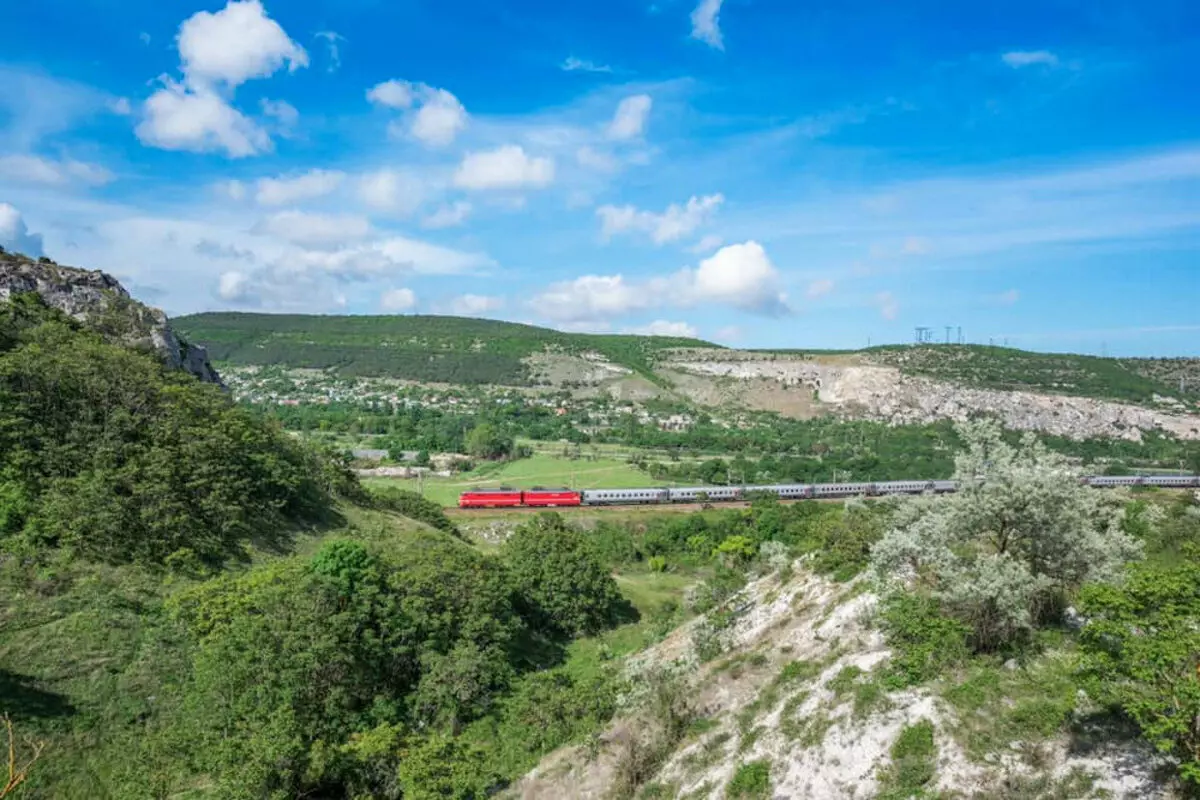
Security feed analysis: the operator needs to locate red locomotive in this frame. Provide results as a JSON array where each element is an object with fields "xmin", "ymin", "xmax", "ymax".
[{"xmin": 457, "ymin": 487, "xmax": 582, "ymax": 509}]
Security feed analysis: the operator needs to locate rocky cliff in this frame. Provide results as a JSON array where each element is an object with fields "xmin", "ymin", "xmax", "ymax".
[{"xmin": 0, "ymin": 250, "xmax": 222, "ymax": 386}]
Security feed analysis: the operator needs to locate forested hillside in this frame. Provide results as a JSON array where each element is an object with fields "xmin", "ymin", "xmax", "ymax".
[{"xmin": 174, "ymin": 312, "xmax": 717, "ymax": 385}]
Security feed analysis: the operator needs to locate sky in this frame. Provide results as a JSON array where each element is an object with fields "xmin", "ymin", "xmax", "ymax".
[{"xmin": 0, "ymin": 0, "xmax": 1197, "ymax": 355}]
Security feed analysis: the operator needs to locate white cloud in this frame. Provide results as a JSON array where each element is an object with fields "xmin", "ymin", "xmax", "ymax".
[
  {"xmin": 139, "ymin": 31, "xmax": 152, "ymax": 46},
  {"xmin": 315, "ymin": 30, "xmax": 345, "ymax": 72},
  {"xmin": 715, "ymin": 325, "xmax": 741, "ymax": 343},
  {"xmin": 410, "ymin": 89, "xmax": 468, "ymax": 147},
  {"xmin": 282, "ymin": 237, "xmax": 493, "ymax": 280},
  {"xmin": 110, "ymin": 97, "xmax": 133, "ymax": 115},
  {"xmin": 255, "ymin": 169, "xmax": 344, "ymax": 206},
  {"xmin": 0, "ymin": 154, "xmax": 114, "ymax": 186},
  {"xmin": 688, "ymin": 241, "xmax": 788, "ymax": 313},
  {"xmin": 597, "ymin": 194, "xmax": 724, "ymax": 245},
  {"xmin": 368, "ymin": 80, "xmax": 467, "ymax": 147},
  {"xmin": 445, "ymin": 294, "xmax": 504, "ymax": 316},
  {"xmin": 624, "ymin": 320, "xmax": 699, "ymax": 338},
  {"xmin": 380, "ymin": 287, "xmax": 417, "ymax": 312},
  {"xmin": 137, "ymin": 1, "xmax": 306, "ymax": 157},
  {"xmin": 217, "ymin": 269, "xmax": 253, "ymax": 301},
  {"xmin": 1002, "ymin": 50, "xmax": 1059, "ymax": 68},
  {"xmin": 608, "ymin": 94, "xmax": 652, "ymax": 140},
  {"xmin": 215, "ymin": 179, "xmax": 247, "ymax": 201},
  {"xmin": 806, "ymin": 278, "xmax": 835, "ymax": 299},
  {"xmin": 874, "ymin": 291, "xmax": 899, "ymax": 320},
  {"xmin": 357, "ymin": 169, "xmax": 426, "ymax": 216},
  {"xmin": 691, "ymin": 0, "xmax": 726, "ymax": 50},
  {"xmin": 260, "ymin": 98, "xmax": 298, "ymax": 130},
  {"xmin": 254, "ymin": 210, "xmax": 372, "ymax": 248},
  {"xmin": 576, "ymin": 146, "xmax": 619, "ymax": 172},
  {"xmin": 994, "ymin": 288, "xmax": 1020, "ymax": 305},
  {"xmin": 454, "ymin": 145, "xmax": 554, "ymax": 191},
  {"xmin": 535, "ymin": 274, "xmax": 658, "ymax": 322},
  {"xmin": 688, "ymin": 234, "xmax": 724, "ymax": 254},
  {"xmin": 0, "ymin": 203, "xmax": 45, "ymax": 257},
  {"xmin": 562, "ymin": 57, "xmax": 613, "ymax": 74},
  {"xmin": 138, "ymin": 80, "xmax": 271, "ymax": 157},
  {"xmin": 177, "ymin": 0, "xmax": 307, "ymax": 89},
  {"xmin": 422, "ymin": 202, "xmax": 472, "ymax": 229}
]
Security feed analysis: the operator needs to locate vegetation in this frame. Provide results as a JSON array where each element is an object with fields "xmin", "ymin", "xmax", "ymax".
[
  {"xmin": 876, "ymin": 720, "xmax": 937, "ymax": 799},
  {"xmin": 726, "ymin": 759, "xmax": 771, "ymax": 798},
  {"xmin": 174, "ymin": 312, "xmax": 715, "ymax": 386}
]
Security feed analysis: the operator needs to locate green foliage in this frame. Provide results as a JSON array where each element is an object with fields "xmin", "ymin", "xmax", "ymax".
[
  {"xmin": 174, "ymin": 311, "xmax": 714, "ymax": 386},
  {"xmin": 871, "ymin": 420, "xmax": 1140, "ymax": 651},
  {"xmin": 367, "ymin": 485, "xmax": 460, "ymax": 535},
  {"xmin": 726, "ymin": 759, "xmax": 771, "ymax": 799},
  {"xmin": 713, "ymin": 534, "xmax": 758, "ymax": 564},
  {"xmin": 879, "ymin": 594, "xmax": 970, "ymax": 688},
  {"xmin": 504, "ymin": 513, "xmax": 634, "ymax": 638},
  {"xmin": 1078, "ymin": 554, "xmax": 1200, "ymax": 787},
  {"xmin": 0, "ymin": 294, "xmax": 343, "ymax": 567},
  {"xmin": 465, "ymin": 422, "xmax": 513, "ymax": 460},
  {"xmin": 876, "ymin": 719, "xmax": 937, "ymax": 800}
]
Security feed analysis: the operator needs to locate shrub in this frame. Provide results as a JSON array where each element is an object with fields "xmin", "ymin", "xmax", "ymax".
[
  {"xmin": 879, "ymin": 594, "xmax": 970, "ymax": 688},
  {"xmin": 367, "ymin": 486, "xmax": 459, "ymax": 536},
  {"xmin": 877, "ymin": 720, "xmax": 937, "ymax": 800}
]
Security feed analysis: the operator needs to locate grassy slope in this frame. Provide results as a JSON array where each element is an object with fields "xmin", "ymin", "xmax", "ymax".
[
  {"xmin": 174, "ymin": 312, "xmax": 718, "ymax": 386},
  {"xmin": 363, "ymin": 453, "xmax": 673, "ymax": 506}
]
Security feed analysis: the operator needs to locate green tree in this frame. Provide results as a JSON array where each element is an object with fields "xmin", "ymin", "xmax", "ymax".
[
  {"xmin": 870, "ymin": 420, "xmax": 1140, "ymax": 650},
  {"xmin": 465, "ymin": 423, "xmax": 513, "ymax": 460},
  {"xmin": 503, "ymin": 513, "xmax": 632, "ymax": 637}
]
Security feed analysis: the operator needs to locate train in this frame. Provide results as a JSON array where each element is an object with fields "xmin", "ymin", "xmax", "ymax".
[{"xmin": 457, "ymin": 474, "xmax": 1200, "ymax": 509}]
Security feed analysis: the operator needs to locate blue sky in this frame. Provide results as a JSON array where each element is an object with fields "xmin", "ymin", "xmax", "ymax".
[{"xmin": 0, "ymin": 0, "xmax": 1197, "ymax": 355}]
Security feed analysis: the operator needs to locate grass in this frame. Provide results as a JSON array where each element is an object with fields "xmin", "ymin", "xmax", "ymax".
[
  {"xmin": 876, "ymin": 719, "xmax": 937, "ymax": 800},
  {"xmin": 364, "ymin": 453, "xmax": 672, "ymax": 506},
  {"xmin": 726, "ymin": 759, "xmax": 771, "ymax": 798}
]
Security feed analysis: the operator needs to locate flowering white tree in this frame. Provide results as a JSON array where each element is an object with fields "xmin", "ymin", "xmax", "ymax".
[{"xmin": 871, "ymin": 420, "xmax": 1141, "ymax": 649}]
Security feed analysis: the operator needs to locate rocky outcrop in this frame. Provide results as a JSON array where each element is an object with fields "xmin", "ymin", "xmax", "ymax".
[
  {"xmin": 670, "ymin": 356, "xmax": 1200, "ymax": 441},
  {"xmin": 0, "ymin": 251, "xmax": 223, "ymax": 386}
]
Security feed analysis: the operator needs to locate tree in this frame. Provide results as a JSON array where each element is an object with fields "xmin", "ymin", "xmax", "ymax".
[
  {"xmin": 870, "ymin": 420, "xmax": 1140, "ymax": 650},
  {"xmin": 465, "ymin": 423, "xmax": 512, "ymax": 460},
  {"xmin": 503, "ymin": 513, "xmax": 632, "ymax": 637}
]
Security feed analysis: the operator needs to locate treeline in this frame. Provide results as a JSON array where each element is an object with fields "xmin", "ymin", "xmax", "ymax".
[{"xmin": 174, "ymin": 312, "xmax": 714, "ymax": 385}]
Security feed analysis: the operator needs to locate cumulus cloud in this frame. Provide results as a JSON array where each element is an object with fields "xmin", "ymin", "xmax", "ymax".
[
  {"xmin": 608, "ymin": 94, "xmax": 652, "ymax": 140},
  {"xmin": 624, "ymin": 320, "xmax": 699, "ymax": 338},
  {"xmin": 454, "ymin": 145, "xmax": 554, "ymax": 191},
  {"xmin": 110, "ymin": 97, "xmax": 133, "ymax": 115},
  {"xmin": 293, "ymin": 236, "xmax": 493, "ymax": 278},
  {"xmin": 691, "ymin": 0, "xmax": 726, "ymax": 50},
  {"xmin": 177, "ymin": 0, "xmax": 307, "ymax": 87},
  {"xmin": 215, "ymin": 179, "xmax": 248, "ymax": 201},
  {"xmin": 1001, "ymin": 50, "xmax": 1059, "ymax": 68},
  {"xmin": 0, "ymin": 154, "xmax": 114, "ymax": 186},
  {"xmin": 255, "ymin": 169, "xmax": 344, "ymax": 206},
  {"xmin": 217, "ymin": 269, "xmax": 253, "ymax": 301},
  {"xmin": 715, "ymin": 325, "xmax": 742, "ymax": 343},
  {"xmin": 561, "ymin": 57, "xmax": 612, "ymax": 73},
  {"xmin": 253, "ymin": 210, "xmax": 372, "ymax": 248},
  {"xmin": 260, "ymin": 98, "xmax": 299, "ymax": 131},
  {"xmin": 357, "ymin": 169, "xmax": 426, "ymax": 216},
  {"xmin": 688, "ymin": 234, "xmax": 724, "ymax": 254},
  {"xmin": 367, "ymin": 79, "xmax": 468, "ymax": 147},
  {"xmin": 445, "ymin": 293, "xmax": 503, "ymax": 316},
  {"xmin": 687, "ymin": 241, "xmax": 788, "ymax": 314},
  {"xmin": 380, "ymin": 287, "xmax": 417, "ymax": 312},
  {"xmin": 422, "ymin": 201, "xmax": 472, "ymax": 229},
  {"xmin": 532, "ymin": 240, "xmax": 787, "ymax": 323},
  {"xmin": 576, "ymin": 146, "xmax": 619, "ymax": 173},
  {"xmin": 874, "ymin": 291, "xmax": 899, "ymax": 320},
  {"xmin": 597, "ymin": 193, "xmax": 724, "ymax": 245},
  {"xmin": 137, "ymin": 0, "xmax": 306, "ymax": 157},
  {"xmin": 806, "ymin": 278, "xmax": 835, "ymax": 299},
  {"xmin": 0, "ymin": 203, "xmax": 45, "ymax": 257}
]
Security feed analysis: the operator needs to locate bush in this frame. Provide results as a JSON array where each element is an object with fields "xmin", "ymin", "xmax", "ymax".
[
  {"xmin": 877, "ymin": 720, "xmax": 937, "ymax": 799},
  {"xmin": 1078, "ymin": 554, "xmax": 1200, "ymax": 787},
  {"xmin": 368, "ymin": 486, "xmax": 459, "ymax": 536},
  {"xmin": 879, "ymin": 594, "xmax": 970, "ymax": 688}
]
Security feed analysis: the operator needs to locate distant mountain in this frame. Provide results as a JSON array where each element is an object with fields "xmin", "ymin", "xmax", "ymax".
[
  {"xmin": 173, "ymin": 311, "xmax": 718, "ymax": 386},
  {"xmin": 0, "ymin": 249, "xmax": 222, "ymax": 385}
]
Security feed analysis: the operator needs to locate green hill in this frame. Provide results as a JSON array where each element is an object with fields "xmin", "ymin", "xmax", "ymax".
[{"xmin": 173, "ymin": 312, "xmax": 718, "ymax": 385}]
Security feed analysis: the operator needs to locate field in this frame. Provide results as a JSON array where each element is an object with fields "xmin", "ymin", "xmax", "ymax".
[{"xmin": 362, "ymin": 453, "xmax": 676, "ymax": 506}]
